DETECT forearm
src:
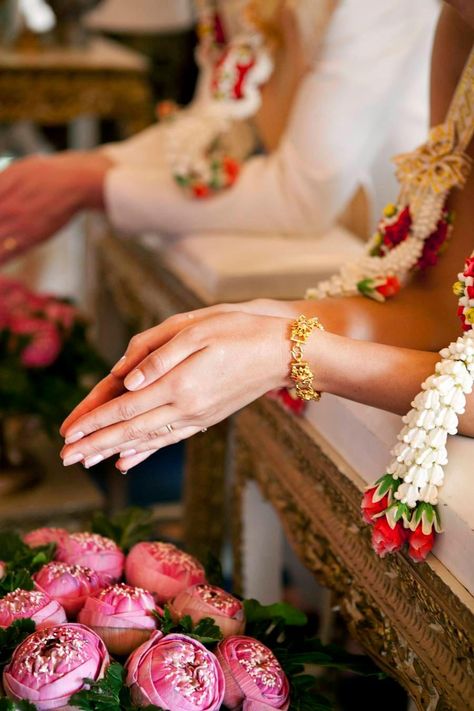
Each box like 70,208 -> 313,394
56,150 -> 115,210
300,330 -> 474,436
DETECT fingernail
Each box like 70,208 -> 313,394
84,454 -> 104,468
120,449 -> 137,458
63,453 -> 84,466
65,431 -> 85,445
124,369 -> 145,390
111,355 -> 126,373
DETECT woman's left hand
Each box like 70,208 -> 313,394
60,311 -> 291,472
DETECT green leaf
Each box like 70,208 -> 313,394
0,532 -> 56,598
189,617 -> 224,645
70,663 -> 126,711
153,606 -> 175,634
154,607 -> 223,646
244,599 -> 308,627
0,619 -> 36,673
289,674 -> 333,711
90,508 -> 154,553
0,699 -> 38,711
70,663 -> 166,711
0,568 -> 35,597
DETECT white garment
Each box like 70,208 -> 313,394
104,0 -> 440,238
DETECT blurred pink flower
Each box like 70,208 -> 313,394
125,542 -> 206,603
42,301 -> 77,332
78,583 -> 158,655
0,589 -> 66,630
216,636 -> 290,711
126,631 -> 225,711
9,316 -> 61,368
23,527 -> 69,550
3,623 -> 109,710
170,584 -> 245,638
33,561 -> 104,618
57,532 -> 125,584
0,561 -> 6,579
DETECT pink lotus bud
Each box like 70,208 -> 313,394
57,532 -> 125,583
0,561 -> 6,579
216,636 -> 290,711
33,562 -> 104,618
78,583 -> 159,656
125,542 -> 206,602
3,623 -> 109,710
170,584 -> 245,638
126,631 -> 225,711
0,589 -> 67,630
23,527 -> 69,550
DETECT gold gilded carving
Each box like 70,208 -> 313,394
233,397 -> 474,711
0,68 -> 152,135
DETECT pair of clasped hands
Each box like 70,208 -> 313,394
60,301 -> 300,472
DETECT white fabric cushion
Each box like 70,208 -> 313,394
305,395 -> 474,594
85,0 -> 194,33
152,226 -> 363,303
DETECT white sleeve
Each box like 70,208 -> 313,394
104,0 -> 439,238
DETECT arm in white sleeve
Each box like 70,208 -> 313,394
105,0 -> 439,238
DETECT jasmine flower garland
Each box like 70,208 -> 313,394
313,48 -> 474,561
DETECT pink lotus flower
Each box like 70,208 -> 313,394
407,524 -> 435,563
371,517 -> 408,558
57,532 -> 125,583
216,636 -> 289,711
170,584 -> 245,638
3,623 -> 109,710
0,589 -> 67,630
9,316 -> 61,368
126,631 -> 225,711
78,583 -> 158,655
33,562 -> 104,618
125,542 -> 206,603
23,527 -> 69,550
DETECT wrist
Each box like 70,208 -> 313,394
62,152 -> 113,210
282,315 -> 338,398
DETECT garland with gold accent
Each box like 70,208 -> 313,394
307,47 -> 474,303
311,47 -> 474,561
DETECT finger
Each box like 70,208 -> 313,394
60,374 -> 126,437
123,327 -> 205,391
115,449 -> 157,472
61,405 -> 180,465
110,319 -> 187,378
110,305 -> 231,378
115,426 -> 201,471
62,378 -> 173,442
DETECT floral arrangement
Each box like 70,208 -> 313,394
0,276 -> 106,431
0,509 -> 381,711
360,255 -> 474,561
162,0 -> 273,200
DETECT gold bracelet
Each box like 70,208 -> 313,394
289,315 -> 325,401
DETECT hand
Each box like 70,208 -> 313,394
60,311 -> 291,472
0,151 -> 113,264
60,299 -> 302,435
